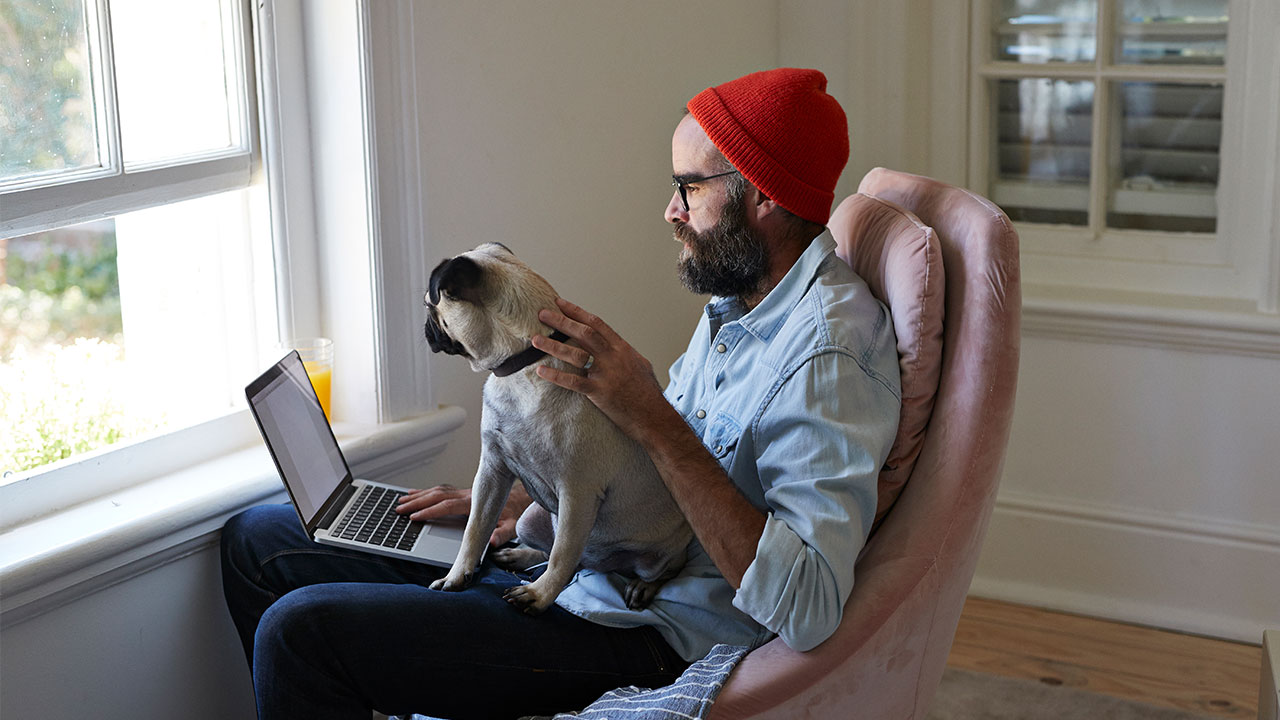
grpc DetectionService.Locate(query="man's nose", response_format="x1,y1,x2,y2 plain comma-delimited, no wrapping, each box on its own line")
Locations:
664,190,687,225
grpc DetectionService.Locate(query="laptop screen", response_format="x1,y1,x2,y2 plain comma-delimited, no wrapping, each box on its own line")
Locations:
246,351,350,529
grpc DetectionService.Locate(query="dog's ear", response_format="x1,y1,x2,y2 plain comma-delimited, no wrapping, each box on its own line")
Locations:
429,256,484,305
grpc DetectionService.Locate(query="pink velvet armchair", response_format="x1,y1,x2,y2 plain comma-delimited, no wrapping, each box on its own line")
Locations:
707,168,1021,719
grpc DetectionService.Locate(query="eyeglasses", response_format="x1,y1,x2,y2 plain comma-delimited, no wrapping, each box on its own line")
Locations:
671,170,739,212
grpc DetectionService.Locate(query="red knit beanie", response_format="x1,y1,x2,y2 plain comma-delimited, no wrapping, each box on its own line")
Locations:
687,67,849,225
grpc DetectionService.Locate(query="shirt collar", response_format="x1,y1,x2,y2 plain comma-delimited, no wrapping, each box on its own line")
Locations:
704,229,835,343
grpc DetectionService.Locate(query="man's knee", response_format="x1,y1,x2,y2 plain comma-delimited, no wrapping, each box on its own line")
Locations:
221,506,268,573
221,504,296,568
254,585,337,666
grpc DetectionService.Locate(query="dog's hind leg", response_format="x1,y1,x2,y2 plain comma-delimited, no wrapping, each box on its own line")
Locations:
513,502,554,554
623,578,663,610
492,504,552,572
622,545,688,609
491,545,548,572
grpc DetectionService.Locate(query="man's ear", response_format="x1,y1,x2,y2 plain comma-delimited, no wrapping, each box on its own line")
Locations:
749,186,784,223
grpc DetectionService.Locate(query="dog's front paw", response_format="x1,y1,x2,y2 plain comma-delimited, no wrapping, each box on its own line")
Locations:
624,578,663,610
502,581,557,615
429,569,473,592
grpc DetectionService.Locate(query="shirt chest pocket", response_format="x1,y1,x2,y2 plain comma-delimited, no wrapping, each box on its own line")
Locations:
704,413,742,466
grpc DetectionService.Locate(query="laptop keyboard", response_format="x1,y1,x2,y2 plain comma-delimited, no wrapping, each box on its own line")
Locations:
333,485,424,551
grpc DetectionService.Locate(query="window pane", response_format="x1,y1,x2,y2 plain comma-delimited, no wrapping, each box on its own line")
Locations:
0,0,105,186
1117,0,1227,66
994,0,1097,63
992,78,1094,225
1,219,137,475
111,0,241,165
1,188,262,478
1107,82,1221,232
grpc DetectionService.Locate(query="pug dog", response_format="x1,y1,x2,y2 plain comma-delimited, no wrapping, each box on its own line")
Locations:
423,242,692,615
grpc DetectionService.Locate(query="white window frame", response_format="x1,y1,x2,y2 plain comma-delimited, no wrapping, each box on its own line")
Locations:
0,0,258,238
0,0,459,612
0,0,447,526
0,0,272,523
967,0,1280,334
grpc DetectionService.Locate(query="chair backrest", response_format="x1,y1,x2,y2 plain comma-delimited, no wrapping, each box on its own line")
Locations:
830,192,945,531
708,169,1020,719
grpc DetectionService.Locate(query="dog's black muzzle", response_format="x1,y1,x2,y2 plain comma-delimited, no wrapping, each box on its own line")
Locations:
424,305,470,358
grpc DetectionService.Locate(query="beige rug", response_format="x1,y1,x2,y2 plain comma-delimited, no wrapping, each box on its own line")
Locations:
928,667,1217,720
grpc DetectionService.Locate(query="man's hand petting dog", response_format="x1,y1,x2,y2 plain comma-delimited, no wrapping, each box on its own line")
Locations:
531,298,678,445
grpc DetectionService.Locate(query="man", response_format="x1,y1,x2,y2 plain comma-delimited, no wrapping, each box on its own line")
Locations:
220,67,900,720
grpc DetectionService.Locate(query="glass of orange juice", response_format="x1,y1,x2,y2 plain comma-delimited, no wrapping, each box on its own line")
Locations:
289,337,333,420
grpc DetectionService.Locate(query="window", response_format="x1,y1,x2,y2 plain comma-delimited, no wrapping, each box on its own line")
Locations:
969,0,1280,311
0,0,274,480
983,0,1226,231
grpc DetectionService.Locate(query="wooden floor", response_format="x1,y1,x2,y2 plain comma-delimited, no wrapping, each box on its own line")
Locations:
946,597,1264,718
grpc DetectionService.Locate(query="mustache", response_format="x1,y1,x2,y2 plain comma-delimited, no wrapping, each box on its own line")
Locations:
673,220,703,247
673,221,693,244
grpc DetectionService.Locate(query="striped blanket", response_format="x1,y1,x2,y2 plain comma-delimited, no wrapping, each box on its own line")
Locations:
521,644,749,720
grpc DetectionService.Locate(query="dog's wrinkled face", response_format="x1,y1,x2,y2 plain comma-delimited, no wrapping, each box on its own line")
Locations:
424,243,559,374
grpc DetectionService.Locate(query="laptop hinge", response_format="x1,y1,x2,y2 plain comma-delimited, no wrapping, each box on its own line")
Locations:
316,484,358,531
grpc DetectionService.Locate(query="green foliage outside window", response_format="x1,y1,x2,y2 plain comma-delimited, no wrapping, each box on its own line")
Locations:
1,338,162,476
1,231,158,478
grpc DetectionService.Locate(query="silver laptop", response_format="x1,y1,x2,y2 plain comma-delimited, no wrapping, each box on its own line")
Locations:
246,351,465,567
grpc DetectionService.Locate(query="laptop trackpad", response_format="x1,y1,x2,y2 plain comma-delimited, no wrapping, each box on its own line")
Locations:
424,518,465,541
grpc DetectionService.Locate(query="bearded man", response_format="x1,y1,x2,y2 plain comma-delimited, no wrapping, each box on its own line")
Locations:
221,67,901,720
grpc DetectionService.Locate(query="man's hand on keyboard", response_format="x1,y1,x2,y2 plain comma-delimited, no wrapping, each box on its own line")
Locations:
396,483,533,547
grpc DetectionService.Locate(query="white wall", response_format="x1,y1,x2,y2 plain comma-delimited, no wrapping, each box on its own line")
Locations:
1,543,257,719
972,337,1280,642
415,0,781,485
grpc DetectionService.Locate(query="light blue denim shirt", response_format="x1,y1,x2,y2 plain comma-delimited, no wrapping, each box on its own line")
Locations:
555,230,901,661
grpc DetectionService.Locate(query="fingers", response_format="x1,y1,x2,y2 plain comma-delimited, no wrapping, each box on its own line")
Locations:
535,363,592,393
538,299,616,351
490,517,518,547
533,299,625,378
405,497,471,521
397,485,460,510
553,297,601,327
537,311,601,353
396,484,472,521
408,498,470,521
530,332,593,369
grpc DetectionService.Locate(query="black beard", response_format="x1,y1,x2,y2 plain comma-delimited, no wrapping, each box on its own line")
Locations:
674,192,768,299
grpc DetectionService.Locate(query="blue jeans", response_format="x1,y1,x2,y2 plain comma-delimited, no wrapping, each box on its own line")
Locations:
220,504,688,720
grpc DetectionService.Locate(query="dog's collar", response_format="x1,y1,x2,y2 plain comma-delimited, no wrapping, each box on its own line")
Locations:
492,330,570,378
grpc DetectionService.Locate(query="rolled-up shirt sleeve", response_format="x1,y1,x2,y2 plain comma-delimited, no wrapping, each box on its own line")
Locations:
731,349,900,652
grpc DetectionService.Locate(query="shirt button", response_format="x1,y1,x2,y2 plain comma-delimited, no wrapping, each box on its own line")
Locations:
695,410,706,419
715,445,724,454
716,343,727,353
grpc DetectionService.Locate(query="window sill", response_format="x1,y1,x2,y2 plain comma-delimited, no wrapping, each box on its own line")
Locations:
1023,285,1280,358
0,405,466,628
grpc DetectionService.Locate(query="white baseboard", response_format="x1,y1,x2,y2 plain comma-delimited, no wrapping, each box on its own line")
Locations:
968,490,1279,644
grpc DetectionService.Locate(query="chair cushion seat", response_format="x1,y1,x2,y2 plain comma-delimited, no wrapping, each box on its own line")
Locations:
829,193,945,529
